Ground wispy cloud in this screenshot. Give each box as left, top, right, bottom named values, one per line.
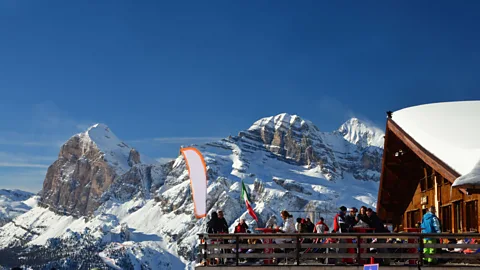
left=76, top=123, right=95, bottom=131
left=0, top=102, right=93, bottom=148
left=156, top=157, right=175, bottom=164
left=0, top=101, right=92, bottom=191
left=0, top=152, right=55, bottom=169
left=0, top=162, right=49, bottom=168
left=130, top=136, right=223, bottom=144
left=0, top=138, right=61, bottom=147
left=317, top=96, right=382, bottom=130
left=0, top=169, right=47, bottom=193
left=31, top=101, right=94, bottom=134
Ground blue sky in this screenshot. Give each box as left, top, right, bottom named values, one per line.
left=0, top=1, right=479, bottom=192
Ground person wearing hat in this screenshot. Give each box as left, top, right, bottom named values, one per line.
left=333, top=206, right=348, bottom=233
left=345, top=207, right=358, bottom=232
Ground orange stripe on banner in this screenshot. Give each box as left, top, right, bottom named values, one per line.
left=181, top=147, right=207, bottom=219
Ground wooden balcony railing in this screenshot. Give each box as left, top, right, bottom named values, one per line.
left=196, top=232, right=480, bottom=267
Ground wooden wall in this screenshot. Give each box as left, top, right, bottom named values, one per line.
left=401, top=168, right=480, bottom=233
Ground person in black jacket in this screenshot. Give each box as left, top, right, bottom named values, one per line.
left=207, top=212, right=227, bottom=233
left=345, top=207, right=358, bottom=231
left=304, top=218, right=315, bottom=232
left=217, top=210, right=229, bottom=232
left=366, top=208, right=388, bottom=232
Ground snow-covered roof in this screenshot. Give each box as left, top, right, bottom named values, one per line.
left=392, top=101, right=480, bottom=187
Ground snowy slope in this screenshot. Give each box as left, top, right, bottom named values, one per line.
left=82, top=123, right=140, bottom=174
left=0, top=113, right=383, bottom=269
left=0, top=189, right=37, bottom=226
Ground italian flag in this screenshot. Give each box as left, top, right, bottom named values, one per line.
left=241, top=181, right=258, bottom=222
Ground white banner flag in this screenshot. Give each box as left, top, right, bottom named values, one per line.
left=180, top=147, right=207, bottom=218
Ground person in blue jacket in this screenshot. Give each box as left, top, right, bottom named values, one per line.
left=421, top=206, right=441, bottom=264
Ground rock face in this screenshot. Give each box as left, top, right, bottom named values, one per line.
left=246, top=114, right=320, bottom=165
left=40, top=124, right=145, bottom=217
left=128, top=149, right=141, bottom=167
left=242, top=113, right=383, bottom=181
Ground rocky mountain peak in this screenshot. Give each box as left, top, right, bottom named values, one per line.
left=337, top=117, right=384, bottom=148
left=248, top=113, right=320, bottom=133
left=41, top=124, right=147, bottom=217
left=241, top=113, right=323, bottom=167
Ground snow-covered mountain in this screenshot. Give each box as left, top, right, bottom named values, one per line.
left=40, top=123, right=156, bottom=217
left=0, top=189, right=37, bottom=227
left=0, top=113, right=384, bottom=269
left=337, top=117, right=384, bottom=149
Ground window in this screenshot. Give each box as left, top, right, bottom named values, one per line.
left=466, top=201, right=478, bottom=232
left=454, top=201, right=463, bottom=233
left=441, top=205, right=452, bottom=232
left=407, top=210, right=421, bottom=228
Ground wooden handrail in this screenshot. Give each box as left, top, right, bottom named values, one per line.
left=199, top=232, right=480, bottom=238
left=197, top=232, right=480, bottom=267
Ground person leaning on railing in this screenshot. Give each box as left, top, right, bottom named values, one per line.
left=356, top=206, right=370, bottom=227
left=421, top=206, right=441, bottom=265
left=274, top=210, right=296, bottom=259
left=275, top=210, right=296, bottom=235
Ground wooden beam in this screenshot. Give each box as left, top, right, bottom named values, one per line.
left=377, top=125, right=392, bottom=219
left=387, top=119, right=465, bottom=194
left=466, top=189, right=480, bottom=195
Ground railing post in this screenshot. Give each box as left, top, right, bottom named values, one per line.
left=203, top=234, right=208, bottom=265
left=418, top=234, right=424, bottom=266
left=296, top=235, right=301, bottom=265
left=235, top=235, right=240, bottom=266
left=356, top=235, right=361, bottom=265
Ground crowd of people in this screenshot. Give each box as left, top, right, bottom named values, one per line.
left=206, top=205, right=388, bottom=234
left=203, top=205, right=457, bottom=265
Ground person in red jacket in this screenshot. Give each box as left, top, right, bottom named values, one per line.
left=333, top=206, right=347, bottom=233
left=333, top=206, right=348, bottom=264
left=234, top=219, right=248, bottom=233
left=314, top=217, right=330, bottom=233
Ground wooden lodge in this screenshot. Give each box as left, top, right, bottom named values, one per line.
left=377, top=101, right=480, bottom=233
